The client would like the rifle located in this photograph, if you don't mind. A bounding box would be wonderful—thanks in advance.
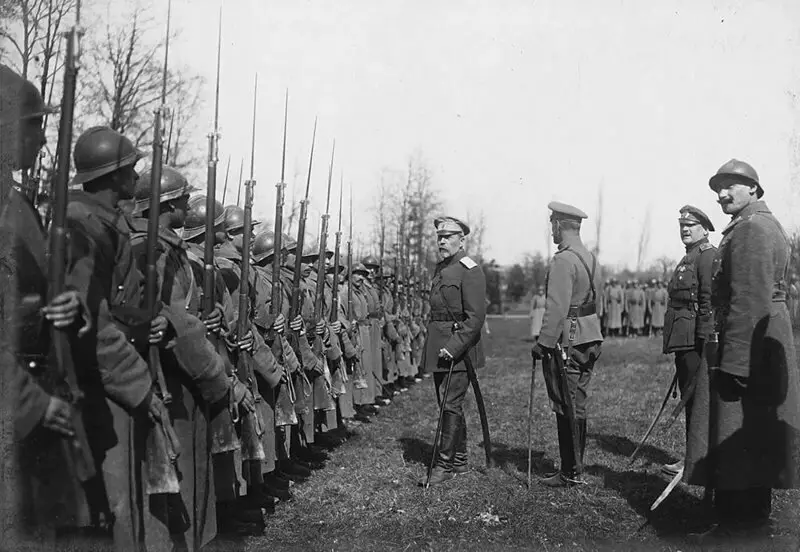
[143,0,180,495]
[392,234,399,315]
[313,140,335,323]
[164,109,175,165]
[47,0,94,483]
[236,74,266,463]
[346,185,367,389]
[271,90,296,404]
[236,158,244,207]
[221,155,231,204]
[329,171,343,326]
[289,118,317,321]
[205,9,241,446]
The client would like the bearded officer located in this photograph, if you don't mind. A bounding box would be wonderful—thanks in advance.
[421,216,486,485]
[661,205,715,477]
[532,202,603,487]
[684,160,800,540]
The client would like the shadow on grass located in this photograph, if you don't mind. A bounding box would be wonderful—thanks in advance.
[399,436,433,467]
[586,464,714,540]
[590,432,675,466]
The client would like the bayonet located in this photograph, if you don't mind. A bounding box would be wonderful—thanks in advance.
[221,155,231,204]
[313,140,335,320]
[289,117,317,319]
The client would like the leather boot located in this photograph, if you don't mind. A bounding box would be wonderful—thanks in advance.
[452,415,469,474]
[577,418,587,469]
[426,411,459,485]
[540,414,584,487]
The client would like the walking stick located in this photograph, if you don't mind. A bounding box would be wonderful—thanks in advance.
[425,358,455,490]
[527,355,536,488]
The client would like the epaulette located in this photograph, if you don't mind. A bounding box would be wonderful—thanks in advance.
[459,256,477,269]
[699,242,714,252]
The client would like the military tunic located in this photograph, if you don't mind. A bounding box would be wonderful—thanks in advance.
[684,201,800,499]
[539,234,603,419]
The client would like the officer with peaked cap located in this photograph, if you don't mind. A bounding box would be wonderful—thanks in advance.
[532,202,603,487]
[660,205,716,478]
[682,160,800,540]
[421,216,486,485]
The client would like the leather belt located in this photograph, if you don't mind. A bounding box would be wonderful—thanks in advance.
[429,312,467,322]
[567,302,596,318]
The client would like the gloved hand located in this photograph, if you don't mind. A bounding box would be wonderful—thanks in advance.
[231,379,255,412]
[315,320,326,337]
[330,321,342,335]
[203,305,224,333]
[42,396,75,437]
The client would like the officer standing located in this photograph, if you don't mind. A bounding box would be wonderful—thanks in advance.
[532,202,603,487]
[421,216,486,485]
[684,160,800,539]
[661,205,715,476]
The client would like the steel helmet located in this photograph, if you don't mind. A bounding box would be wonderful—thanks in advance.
[361,255,379,269]
[709,159,762,198]
[222,204,263,233]
[183,195,225,240]
[351,262,369,276]
[132,166,197,215]
[252,229,278,264]
[379,265,395,279]
[72,126,144,185]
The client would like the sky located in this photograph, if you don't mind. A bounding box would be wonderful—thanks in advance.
[82,0,800,268]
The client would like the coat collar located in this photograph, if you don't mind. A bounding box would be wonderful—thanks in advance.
[557,234,583,252]
[685,236,709,254]
[721,200,770,236]
[438,249,466,268]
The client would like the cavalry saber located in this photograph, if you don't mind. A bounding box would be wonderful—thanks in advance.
[438,289,492,468]
[527,356,537,488]
[628,373,678,465]
[425,358,455,490]
[651,466,684,511]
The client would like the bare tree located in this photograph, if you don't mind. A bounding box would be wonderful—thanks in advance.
[594,183,603,258]
[78,0,204,168]
[654,255,676,281]
[636,204,651,271]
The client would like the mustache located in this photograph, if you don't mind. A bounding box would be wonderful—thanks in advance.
[717,197,733,205]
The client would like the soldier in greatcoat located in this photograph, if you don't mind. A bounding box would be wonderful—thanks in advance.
[532,202,603,487]
[421,216,486,485]
[529,285,546,342]
[661,205,716,477]
[0,65,90,550]
[605,278,624,337]
[65,126,174,549]
[684,159,800,539]
[650,280,668,336]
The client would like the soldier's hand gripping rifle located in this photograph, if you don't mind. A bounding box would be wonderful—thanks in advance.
[235,75,266,463]
[47,0,95,483]
[143,0,180,494]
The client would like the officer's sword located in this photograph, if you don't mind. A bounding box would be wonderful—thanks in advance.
[628,373,678,466]
[438,289,492,468]
[650,466,684,511]
[527,356,537,488]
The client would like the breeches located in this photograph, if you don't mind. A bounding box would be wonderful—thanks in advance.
[433,370,470,417]
[542,343,600,419]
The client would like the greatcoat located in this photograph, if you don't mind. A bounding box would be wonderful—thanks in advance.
[684,200,800,490]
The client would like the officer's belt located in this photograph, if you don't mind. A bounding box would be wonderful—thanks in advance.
[668,300,695,309]
[567,302,596,318]
[429,312,467,322]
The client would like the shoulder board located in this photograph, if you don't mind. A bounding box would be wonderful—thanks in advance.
[459,256,477,269]
[699,242,714,252]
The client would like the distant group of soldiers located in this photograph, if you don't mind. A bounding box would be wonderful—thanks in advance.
[531,278,669,341]
[1,64,433,551]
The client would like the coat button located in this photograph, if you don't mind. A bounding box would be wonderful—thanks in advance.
[28,361,36,369]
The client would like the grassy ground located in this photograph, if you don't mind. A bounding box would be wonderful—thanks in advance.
[214,318,800,551]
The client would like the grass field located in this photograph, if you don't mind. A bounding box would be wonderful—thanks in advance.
[215,317,800,551]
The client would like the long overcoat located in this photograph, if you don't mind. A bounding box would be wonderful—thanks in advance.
[605,285,624,329]
[684,200,800,490]
[422,250,486,374]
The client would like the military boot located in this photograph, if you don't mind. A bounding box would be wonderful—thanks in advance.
[540,414,585,488]
[423,411,459,486]
[452,415,469,474]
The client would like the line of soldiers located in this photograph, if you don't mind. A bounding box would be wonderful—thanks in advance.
[1,65,431,551]
[600,278,668,337]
